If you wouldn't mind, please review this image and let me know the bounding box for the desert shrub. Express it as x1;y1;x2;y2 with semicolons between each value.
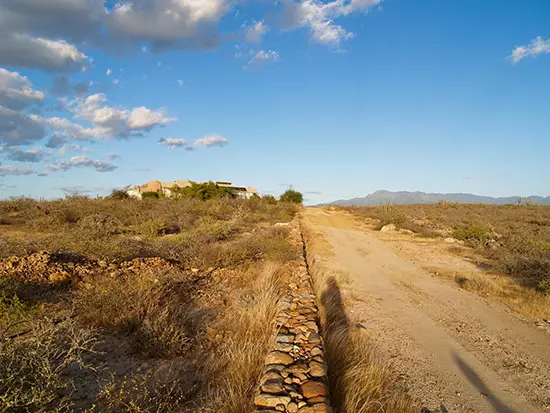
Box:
261;195;277;205
78;213;122;236
87;372;189;413
141;191;160;199
0;320;96;413
75;268;201;357
279;189;303;204
452;225;491;243
539;276;550;294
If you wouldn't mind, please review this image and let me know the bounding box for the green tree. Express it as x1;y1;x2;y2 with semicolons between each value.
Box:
108;187;130;200
280;189;303;204
172;181;236;200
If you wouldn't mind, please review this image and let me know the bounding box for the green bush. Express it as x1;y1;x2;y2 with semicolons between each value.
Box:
141;191;160;199
280;189;303;204
453;225;491;243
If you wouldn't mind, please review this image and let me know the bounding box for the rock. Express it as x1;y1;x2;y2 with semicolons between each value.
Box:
380;224;396;232
255;394;291;409
310;347;323;357
300;381;328;399
288;402;299;412
266;351;295;366
261;380;286;395
277;334;295;343
399;229;414;235
309;361;327;378
444;238;457;244
297;403;333;413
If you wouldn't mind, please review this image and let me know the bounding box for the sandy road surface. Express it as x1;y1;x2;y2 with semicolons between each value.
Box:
302;208;550;413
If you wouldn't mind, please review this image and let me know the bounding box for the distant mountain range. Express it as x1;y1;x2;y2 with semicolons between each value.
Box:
324;190;550;206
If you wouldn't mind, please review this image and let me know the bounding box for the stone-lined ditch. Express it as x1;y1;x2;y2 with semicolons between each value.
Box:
254;223;333;413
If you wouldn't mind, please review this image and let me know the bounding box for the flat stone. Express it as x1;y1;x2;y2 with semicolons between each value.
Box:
288;402;299;413
261;371;282;383
274;342;294;352
266;351;294;366
309;333;321;344
261;380;286;395
310;347;323;357
309;361;327;378
276;404;286;411
297;403;333;413
300;381;329;399
254;394;291;408
308;396;329;404
277;334;295;343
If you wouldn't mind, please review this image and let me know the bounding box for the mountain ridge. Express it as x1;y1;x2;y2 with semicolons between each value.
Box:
323;190;550;206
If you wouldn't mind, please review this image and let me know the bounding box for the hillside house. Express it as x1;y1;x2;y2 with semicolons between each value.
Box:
127;179;258;199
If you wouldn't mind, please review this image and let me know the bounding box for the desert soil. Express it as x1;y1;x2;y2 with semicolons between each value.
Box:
302;207;550;413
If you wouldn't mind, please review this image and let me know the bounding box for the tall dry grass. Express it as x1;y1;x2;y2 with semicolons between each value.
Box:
199;263;288;413
301;222;416;413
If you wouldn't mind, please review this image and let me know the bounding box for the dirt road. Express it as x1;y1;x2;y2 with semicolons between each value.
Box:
303;208;550;413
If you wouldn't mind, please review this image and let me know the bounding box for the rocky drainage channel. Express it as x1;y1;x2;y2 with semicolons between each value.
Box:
254;225;332;413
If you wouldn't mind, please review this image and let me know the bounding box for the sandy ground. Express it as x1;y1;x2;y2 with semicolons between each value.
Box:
302;207;550;413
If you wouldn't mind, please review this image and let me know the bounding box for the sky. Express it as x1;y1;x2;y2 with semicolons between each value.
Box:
0;0;549;205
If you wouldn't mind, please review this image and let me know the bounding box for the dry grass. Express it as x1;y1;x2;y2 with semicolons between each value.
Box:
346;204;550;315
199;263;288;412
301;222;416;413
0;197;299;412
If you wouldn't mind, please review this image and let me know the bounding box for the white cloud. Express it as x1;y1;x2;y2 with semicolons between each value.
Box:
5;146;44;162
40;93;176;140
193;135;228;148
177;79;183;86
106;68;112;76
159;137;188;149
45;155;118;173
510;36;550;64
0;34;90;72
112;78;120;85
248;50;280;66
107;152;120;160
0;164;34;176
0;68;44;110
245;20;268;44
282;0;381;46
126;106;175;130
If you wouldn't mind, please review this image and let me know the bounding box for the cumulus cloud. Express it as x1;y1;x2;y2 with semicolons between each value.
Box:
248;49;280;66
193;135;228;148
37;93;176;141
282;0;381;46
0;107;45;145
106;68;112;76
510;36;550;64
5;146;44;162
45;155;118;173
105;0;229;51
0;68;44;110
0;34;90;72
45;134;69;148
0;164;34;176
245;20;268;43
159;137;188;149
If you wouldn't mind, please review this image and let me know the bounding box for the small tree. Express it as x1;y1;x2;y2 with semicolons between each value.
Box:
280;189;303;204
109;187;130;200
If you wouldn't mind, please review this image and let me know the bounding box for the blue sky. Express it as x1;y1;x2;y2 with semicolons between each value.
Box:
0;0;549;205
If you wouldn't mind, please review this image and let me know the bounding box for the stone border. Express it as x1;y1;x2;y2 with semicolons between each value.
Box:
254;224;333;413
